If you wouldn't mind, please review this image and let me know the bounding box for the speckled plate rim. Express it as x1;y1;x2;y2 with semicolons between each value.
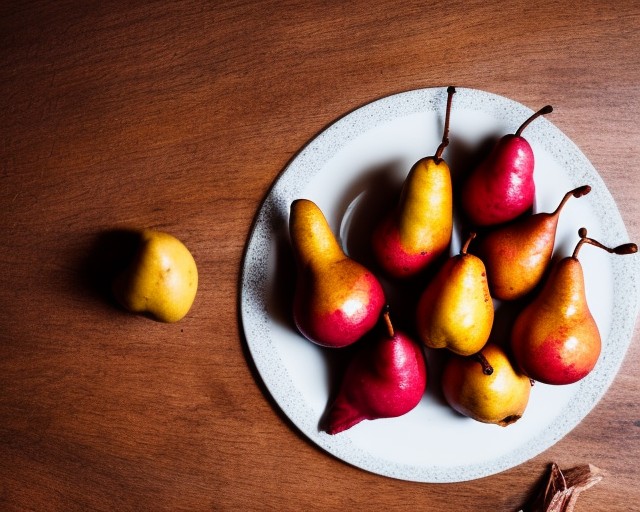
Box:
239;86;640;483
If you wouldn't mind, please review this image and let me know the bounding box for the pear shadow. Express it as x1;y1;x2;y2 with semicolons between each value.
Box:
74;228;142;312
490;298;530;355
424;347;450;407
335;159;406;268
447;133;499;192
264;205;297;333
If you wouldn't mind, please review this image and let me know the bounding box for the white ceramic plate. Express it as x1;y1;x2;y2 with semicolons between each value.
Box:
239;87;640;482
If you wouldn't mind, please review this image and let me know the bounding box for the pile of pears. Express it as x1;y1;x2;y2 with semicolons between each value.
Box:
288;87;637;434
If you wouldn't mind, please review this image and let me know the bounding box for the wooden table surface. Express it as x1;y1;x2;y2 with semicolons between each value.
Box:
2;1;639;510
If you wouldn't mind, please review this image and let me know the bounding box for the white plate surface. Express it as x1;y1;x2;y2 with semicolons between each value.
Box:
240;87;640;482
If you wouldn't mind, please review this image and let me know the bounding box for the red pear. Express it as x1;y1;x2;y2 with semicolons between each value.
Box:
511;228;637;385
326;309;427;434
462;105;553;227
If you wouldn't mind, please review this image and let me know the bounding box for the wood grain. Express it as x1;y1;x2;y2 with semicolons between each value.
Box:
1;1;639;510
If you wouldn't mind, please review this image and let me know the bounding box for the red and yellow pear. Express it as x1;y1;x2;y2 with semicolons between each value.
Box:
372;86;456;278
474;185;591;301
289;199;385;348
511;228;637;385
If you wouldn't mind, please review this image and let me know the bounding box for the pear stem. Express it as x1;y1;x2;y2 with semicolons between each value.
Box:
515;105;553;137
551;185;591;216
382;306;395;338
572;227;638;259
434;86;456;161
460;232;477;255
473;352;494;375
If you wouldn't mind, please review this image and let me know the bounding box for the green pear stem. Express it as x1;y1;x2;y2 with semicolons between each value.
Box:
382;305;395;338
572;227;638;259
460;232;477;255
434;86;456;162
515;105;553;137
473;352;494;375
551;185;592;216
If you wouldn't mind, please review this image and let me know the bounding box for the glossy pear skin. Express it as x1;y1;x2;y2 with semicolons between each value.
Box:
511;257;600;385
416;246;493;356
112;230;198;323
462;135;535;227
372;157;452;278
474;186;590;301
442;344;531;426
475;211;557;301
290;199;385;348
326;328;427;434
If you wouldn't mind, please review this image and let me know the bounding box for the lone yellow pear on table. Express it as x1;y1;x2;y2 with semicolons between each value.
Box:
112;229;198;323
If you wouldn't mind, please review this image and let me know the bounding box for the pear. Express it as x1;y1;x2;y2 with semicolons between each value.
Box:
511;228;637;385
416;232;494;356
474;185;591;301
112;229;198;323
371;86;456;278
326;308;427;434
289;199;385;348
461;105;553;227
442;343;532;426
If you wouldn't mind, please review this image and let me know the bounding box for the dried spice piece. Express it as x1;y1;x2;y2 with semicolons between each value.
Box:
520;462;604;512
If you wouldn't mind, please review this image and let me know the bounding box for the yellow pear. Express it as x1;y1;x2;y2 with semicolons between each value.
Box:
442;343;531;426
112;229;198;323
416;232;493;356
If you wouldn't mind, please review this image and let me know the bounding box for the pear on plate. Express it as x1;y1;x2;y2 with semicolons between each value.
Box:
371;86;456;278
416;232;494;356
461;105;553;227
442;343;532;426
326;308;427;434
511;228;637;385
474;185;591;300
289;199;385;348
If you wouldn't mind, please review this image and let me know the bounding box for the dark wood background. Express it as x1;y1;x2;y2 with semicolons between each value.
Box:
1;1;639;510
